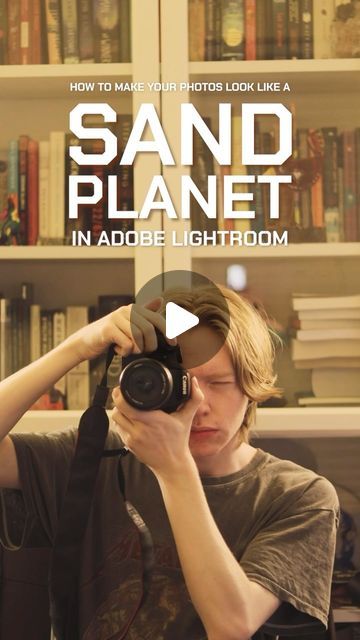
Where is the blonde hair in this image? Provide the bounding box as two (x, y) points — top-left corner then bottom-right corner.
(162, 284), (281, 443)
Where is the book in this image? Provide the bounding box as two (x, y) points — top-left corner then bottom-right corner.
(45, 0), (62, 63)
(292, 338), (360, 361)
(29, 303), (41, 362)
(191, 117), (217, 233)
(299, 0), (313, 58)
(0, 0), (7, 64)
(119, 0), (131, 63)
(20, 0), (30, 63)
(221, 0), (244, 61)
(297, 328), (360, 342)
(61, 0), (79, 63)
(272, 0), (287, 59)
(244, 0), (256, 60)
(256, 0), (272, 59)
(294, 356), (360, 370)
(29, 0), (42, 64)
(313, 0), (335, 59)
(78, 0), (94, 63)
(93, 0), (120, 63)
(293, 294), (360, 312)
(18, 134), (29, 245)
(298, 308), (360, 321)
(322, 127), (341, 243)
(49, 131), (65, 242)
(0, 160), (7, 215)
(0, 297), (11, 380)
(288, 0), (301, 59)
(299, 318), (360, 331)
(342, 130), (358, 242)
(312, 367), (360, 397)
(189, 0), (205, 61)
(66, 306), (89, 410)
(38, 141), (50, 244)
(1, 140), (20, 245)
(297, 395), (360, 406)
(7, 0), (20, 64)
(27, 138), (39, 245)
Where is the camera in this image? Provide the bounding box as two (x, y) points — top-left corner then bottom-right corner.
(119, 331), (191, 413)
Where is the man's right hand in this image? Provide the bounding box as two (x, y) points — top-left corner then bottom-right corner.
(67, 297), (174, 363)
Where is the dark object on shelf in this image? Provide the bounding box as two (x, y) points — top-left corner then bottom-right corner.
(259, 396), (288, 408)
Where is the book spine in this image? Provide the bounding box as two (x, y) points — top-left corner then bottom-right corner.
(256, 0), (271, 59)
(244, 0), (256, 60)
(190, 117), (217, 233)
(30, 303), (41, 362)
(27, 138), (39, 245)
(29, 0), (42, 63)
(110, 114), (134, 233)
(2, 141), (19, 245)
(93, 0), (120, 63)
(10, 300), (20, 372)
(40, 309), (49, 356)
(300, 0), (313, 59)
(313, 0), (335, 59)
(272, 0), (287, 59)
(0, 298), (11, 380)
(49, 132), (65, 241)
(188, 0), (205, 61)
(65, 133), (81, 243)
(61, 0), (79, 63)
(20, 0), (30, 63)
(45, 0), (62, 63)
(119, 0), (131, 62)
(322, 127), (340, 243)
(221, 0), (244, 61)
(7, 0), (21, 64)
(0, 160), (7, 213)
(205, 0), (216, 60)
(18, 134), (29, 245)
(288, 0), (301, 59)
(77, 0), (94, 63)
(308, 129), (325, 236)
(0, 0), (8, 63)
(38, 141), (50, 243)
(343, 130), (357, 242)
(355, 128), (360, 241)
(53, 310), (66, 395)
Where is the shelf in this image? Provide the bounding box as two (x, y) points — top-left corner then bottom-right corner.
(0, 246), (135, 260)
(191, 243), (360, 260)
(11, 407), (360, 437)
(0, 63), (133, 99)
(189, 59), (360, 94)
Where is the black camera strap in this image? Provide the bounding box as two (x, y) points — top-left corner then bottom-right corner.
(49, 346), (129, 640)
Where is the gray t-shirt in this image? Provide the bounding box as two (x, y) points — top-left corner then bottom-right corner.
(0, 428), (339, 639)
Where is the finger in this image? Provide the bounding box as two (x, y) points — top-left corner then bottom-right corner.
(137, 306), (177, 347)
(112, 387), (164, 424)
(144, 297), (164, 312)
(131, 310), (158, 352)
(176, 377), (204, 422)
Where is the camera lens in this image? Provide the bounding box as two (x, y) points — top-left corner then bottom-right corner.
(120, 358), (173, 410)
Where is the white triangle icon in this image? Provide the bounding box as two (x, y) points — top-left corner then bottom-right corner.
(165, 302), (199, 340)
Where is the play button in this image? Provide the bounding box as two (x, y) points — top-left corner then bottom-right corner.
(129, 270), (230, 369)
(165, 302), (199, 339)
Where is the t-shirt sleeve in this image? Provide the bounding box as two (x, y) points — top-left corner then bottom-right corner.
(0, 430), (77, 550)
(240, 477), (340, 628)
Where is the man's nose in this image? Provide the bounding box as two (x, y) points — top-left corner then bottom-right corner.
(193, 380), (211, 416)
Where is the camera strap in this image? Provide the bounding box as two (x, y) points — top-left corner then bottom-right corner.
(49, 346), (130, 640)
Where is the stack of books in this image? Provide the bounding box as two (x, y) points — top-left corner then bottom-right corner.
(291, 293), (360, 406)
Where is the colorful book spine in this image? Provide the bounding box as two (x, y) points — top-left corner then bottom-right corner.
(93, 0), (120, 63)
(300, 0), (313, 59)
(27, 138), (39, 245)
(5, 140), (20, 245)
(0, 0), (7, 64)
(61, 0), (79, 63)
(7, 0), (21, 64)
(342, 130), (357, 242)
(78, 0), (94, 63)
(30, 0), (42, 63)
(322, 127), (340, 242)
(221, 0), (244, 61)
(272, 0), (287, 59)
(188, 0), (205, 61)
(244, 0), (256, 60)
(119, 0), (131, 62)
(0, 160), (7, 213)
(20, 0), (30, 63)
(45, 0), (62, 64)
(288, 0), (301, 59)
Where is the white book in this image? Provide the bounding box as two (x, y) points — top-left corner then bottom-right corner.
(298, 396), (360, 406)
(298, 308), (360, 321)
(292, 338), (360, 361)
(293, 294), (360, 312)
(30, 304), (41, 362)
(295, 357), (360, 370)
(297, 328), (360, 342)
(300, 318), (360, 330)
(66, 306), (89, 409)
(312, 367), (360, 397)
(39, 141), (50, 243)
(313, 0), (336, 59)
(49, 131), (65, 241)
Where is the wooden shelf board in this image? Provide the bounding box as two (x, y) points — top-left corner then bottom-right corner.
(12, 407), (360, 437)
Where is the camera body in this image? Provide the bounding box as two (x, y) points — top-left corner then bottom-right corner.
(119, 332), (191, 413)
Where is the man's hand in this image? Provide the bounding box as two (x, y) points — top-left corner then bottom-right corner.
(111, 377), (204, 478)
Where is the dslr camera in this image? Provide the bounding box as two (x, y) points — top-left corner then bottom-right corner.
(119, 331), (191, 413)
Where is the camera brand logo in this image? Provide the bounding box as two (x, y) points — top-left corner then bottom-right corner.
(182, 374), (189, 395)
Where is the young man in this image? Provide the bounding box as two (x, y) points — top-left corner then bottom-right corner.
(0, 285), (339, 640)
